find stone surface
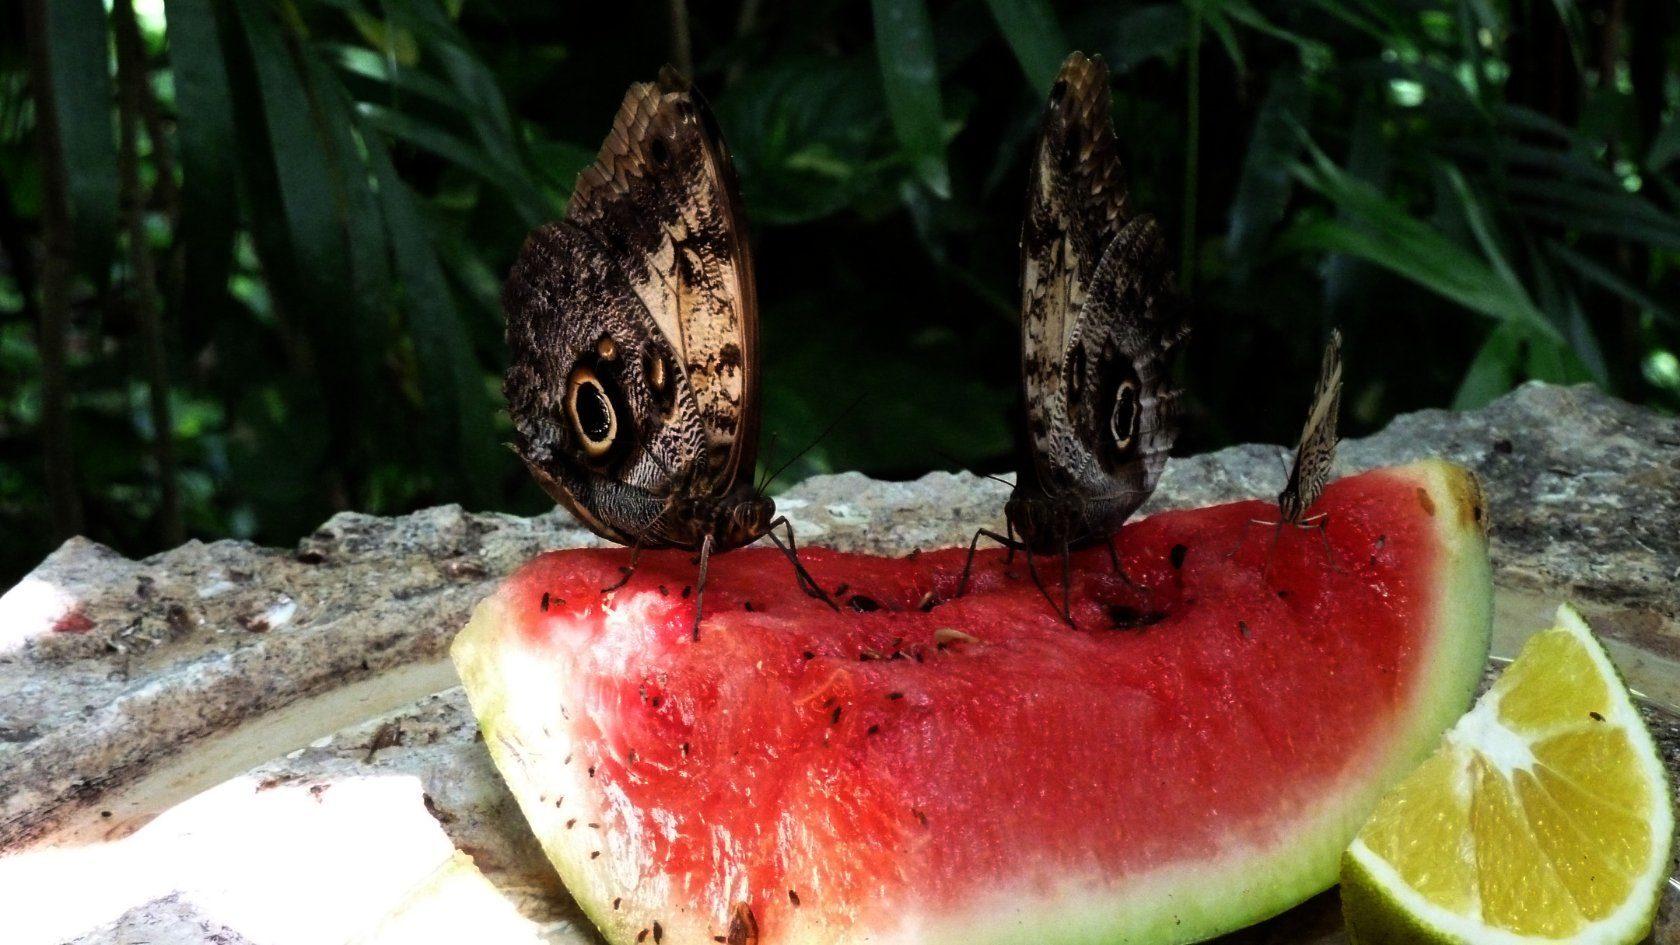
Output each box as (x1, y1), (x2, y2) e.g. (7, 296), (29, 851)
(2, 381), (1678, 944)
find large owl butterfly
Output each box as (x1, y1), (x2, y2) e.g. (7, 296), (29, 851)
(503, 68), (830, 637)
(956, 51), (1189, 623)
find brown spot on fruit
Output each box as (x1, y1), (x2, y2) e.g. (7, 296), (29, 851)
(1416, 487), (1436, 517)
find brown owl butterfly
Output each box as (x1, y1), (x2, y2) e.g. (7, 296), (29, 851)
(956, 52), (1189, 622)
(503, 68), (829, 636)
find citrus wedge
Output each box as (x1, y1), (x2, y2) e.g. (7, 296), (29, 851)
(1343, 603), (1674, 944)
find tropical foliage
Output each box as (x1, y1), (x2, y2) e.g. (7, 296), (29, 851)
(1, 0), (1676, 581)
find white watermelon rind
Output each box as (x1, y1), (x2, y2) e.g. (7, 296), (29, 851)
(452, 459), (1494, 945)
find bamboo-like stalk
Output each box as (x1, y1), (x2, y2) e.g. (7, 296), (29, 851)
(22, 0), (85, 540)
(114, 0), (182, 545)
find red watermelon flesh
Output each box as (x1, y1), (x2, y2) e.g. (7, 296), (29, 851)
(452, 460), (1492, 945)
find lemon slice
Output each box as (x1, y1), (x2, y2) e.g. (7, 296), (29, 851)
(1343, 603), (1674, 944)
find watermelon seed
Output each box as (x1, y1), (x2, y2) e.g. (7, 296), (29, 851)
(555, 796), (564, 808)
(637, 930), (648, 942)
(848, 594), (882, 613)
(912, 807), (929, 827)
(681, 586), (692, 598)
(887, 692), (903, 700)
(788, 889), (800, 906)
(658, 585), (668, 596)
(564, 753), (572, 764)
(588, 766), (595, 778)
(567, 819), (576, 828)
(867, 724), (879, 735)
(540, 593), (550, 612)
(1276, 589), (1289, 599)
(713, 937), (726, 943)
(627, 750), (638, 764)
(589, 822), (600, 829)
(907, 548), (922, 559)
(1238, 621), (1250, 638)
(727, 903), (758, 945)
(681, 742), (690, 756)
(1170, 544), (1188, 569)
(917, 591), (936, 611)
(744, 601), (756, 612)
(859, 650), (880, 661)
(834, 583), (850, 596)
(831, 706), (843, 724)
(1590, 711), (1605, 722)
(801, 651), (815, 660)
(653, 921), (663, 942)
(591, 851), (601, 859)
(934, 627), (979, 646)
(651, 696), (662, 708)
(613, 898), (621, 910)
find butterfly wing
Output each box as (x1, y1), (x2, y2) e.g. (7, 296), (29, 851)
(503, 220), (710, 544)
(565, 69), (759, 494)
(1279, 329), (1344, 523)
(1063, 214), (1186, 512)
(1019, 53), (1134, 494)
(1020, 52), (1184, 512)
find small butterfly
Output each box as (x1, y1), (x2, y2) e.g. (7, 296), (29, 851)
(503, 68), (829, 636)
(1278, 328), (1343, 525)
(957, 52), (1188, 622)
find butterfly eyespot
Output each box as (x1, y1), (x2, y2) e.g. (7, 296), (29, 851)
(1110, 379), (1140, 450)
(566, 367), (619, 458)
(596, 336), (617, 359)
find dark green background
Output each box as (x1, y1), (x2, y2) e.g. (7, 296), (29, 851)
(2, 0), (1677, 584)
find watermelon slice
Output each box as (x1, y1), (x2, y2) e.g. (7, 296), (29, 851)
(452, 459), (1492, 945)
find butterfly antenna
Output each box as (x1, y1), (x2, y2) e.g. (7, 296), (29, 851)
(930, 446), (1015, 490)
(754, 431), (782, 495)
(757, 393), (867, 496)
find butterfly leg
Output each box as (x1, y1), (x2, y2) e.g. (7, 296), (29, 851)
(1060, 539), (1074, 626)
(1295, 513), (1344, 573)
(954, 528), (1017, 599)
(600, 540), (644, 593)
(1022, 544), (1074, 628)
(690, 533), (715, 642)
(765, 516), (839, 611)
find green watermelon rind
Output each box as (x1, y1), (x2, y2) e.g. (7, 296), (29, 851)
(452, 459), (1494, 945)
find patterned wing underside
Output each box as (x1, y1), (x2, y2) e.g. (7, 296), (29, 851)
(1279, 329), (1344, 523)
(1064, 216), (1186, 500)
(566, 69), (758, 491)
(1021, 52), (1184, 498)
(1020, 55), (1132, 488)
(503, 221), (708, 542)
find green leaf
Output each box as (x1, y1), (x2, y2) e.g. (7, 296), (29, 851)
(871, 0), (951, 197)
(1095, 4), (1190, 74)
(1452, 324), (1521, 410)
(1545, 240), (1678, 326)
(229, 0), (352, 304)
(981, 0), (1069, 91)
(364, 131), (500, 505)
(1289, 141), (1560, 342)
(163, 0), (239, 333)
(41, 0), (119, 280)
(1226, 72), (1308, 270)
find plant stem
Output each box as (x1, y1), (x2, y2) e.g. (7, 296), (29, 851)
(114, 0), (182, 545)
(1181, 11), (1202, 289)
(22, 0), (85, 540)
